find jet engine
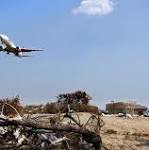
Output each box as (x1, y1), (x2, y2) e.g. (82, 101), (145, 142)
(17, 52), (23, 57)
(16, 46), (19, 50)
(0, 46), (3, 50)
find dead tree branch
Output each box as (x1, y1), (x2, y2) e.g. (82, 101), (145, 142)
(0, 117), (102, 149)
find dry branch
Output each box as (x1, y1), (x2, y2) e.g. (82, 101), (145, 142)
(0, 116), (102, 149)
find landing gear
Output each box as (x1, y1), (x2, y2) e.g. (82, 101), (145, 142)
(16, 46), (19, 49)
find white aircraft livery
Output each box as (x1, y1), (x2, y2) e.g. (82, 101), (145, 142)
(0, 34), (43, 57)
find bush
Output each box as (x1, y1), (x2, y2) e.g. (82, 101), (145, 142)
(57, 91), (92, 105)
(44, 102), (58, 114)
(73, 104), (99, 114)
(0, 96), (23, 117)
(43, 103), (99, 114)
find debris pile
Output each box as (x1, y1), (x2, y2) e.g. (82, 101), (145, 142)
(0, 103), (104, 150)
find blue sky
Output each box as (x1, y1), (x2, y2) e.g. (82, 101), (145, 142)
(0, 0), (149, 108)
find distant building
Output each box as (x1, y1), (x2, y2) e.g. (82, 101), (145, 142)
(106, 102), (147, 115)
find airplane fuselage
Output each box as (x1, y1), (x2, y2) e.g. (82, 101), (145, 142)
(0, 34), (23, 56)
(0, 34), (16, 49)
(0, 34), (43, 57)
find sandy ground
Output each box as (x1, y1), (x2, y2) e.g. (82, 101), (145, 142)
(101, 115), (149, 150)
(71, 113), (149, 150)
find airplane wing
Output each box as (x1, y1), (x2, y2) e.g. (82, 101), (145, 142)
(20, 48), (43, 52)
(18, 55), (31, 58)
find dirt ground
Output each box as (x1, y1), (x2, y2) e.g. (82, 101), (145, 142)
(101, 115), (149, 150)
(75, 113), (149, 150)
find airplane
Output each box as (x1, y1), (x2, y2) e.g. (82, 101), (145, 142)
(0, 34), (43, 57)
